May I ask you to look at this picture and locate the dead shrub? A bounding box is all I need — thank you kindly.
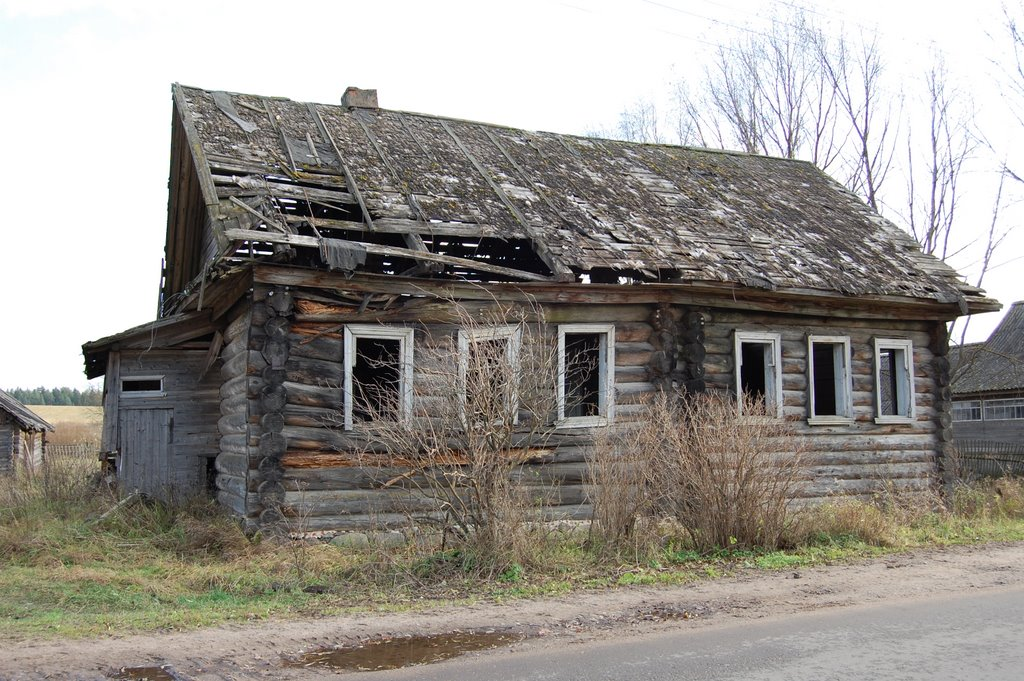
[353,300,560,575]
[590,390,805,554]
[642,391,806,552]
[587,419,663,558]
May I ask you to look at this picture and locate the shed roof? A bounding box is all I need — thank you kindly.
[951,301,1024,395]
[0,389,54,432]
[163,84,996,316]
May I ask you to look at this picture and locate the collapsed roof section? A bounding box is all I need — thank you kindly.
[160,83,997,317]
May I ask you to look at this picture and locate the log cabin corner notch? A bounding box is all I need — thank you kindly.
[83,83,1000,530]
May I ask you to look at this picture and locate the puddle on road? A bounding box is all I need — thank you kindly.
[286,630,526,672]
[110,666,179,681]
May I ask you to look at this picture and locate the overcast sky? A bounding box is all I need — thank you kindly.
[1,0,1020,389]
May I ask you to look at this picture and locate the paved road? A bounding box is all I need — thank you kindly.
[373,586,1024,681]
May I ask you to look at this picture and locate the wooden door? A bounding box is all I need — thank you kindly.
[118,408,173,498]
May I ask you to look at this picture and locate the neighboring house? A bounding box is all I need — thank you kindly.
[0,389,53,474]
[950,301,1024,446]
[83,84,998,530]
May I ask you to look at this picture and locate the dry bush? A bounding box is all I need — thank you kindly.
[591,390,805,554]
[661,391,805,551]
[354,301,560,574]
[587,419,663,558]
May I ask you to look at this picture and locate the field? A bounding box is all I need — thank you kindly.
[29,405,103,446]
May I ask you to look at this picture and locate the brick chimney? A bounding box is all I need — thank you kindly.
[341,87,378,109]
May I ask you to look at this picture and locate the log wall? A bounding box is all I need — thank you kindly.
[702,308,943,499]
[216,304,254,516]
[233,283,949,531]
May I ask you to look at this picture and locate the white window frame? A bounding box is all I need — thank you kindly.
[983,397,1024,421]
[557,323,616,428]
[457,325,522,427]
[873,338,916,424]
[343,325,414,431]
[733,331,783,417]
[807,335,853,425]
[120,375,166,398]
[952,399,982,422]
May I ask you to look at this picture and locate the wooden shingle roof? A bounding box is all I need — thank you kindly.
[162,84,997,315]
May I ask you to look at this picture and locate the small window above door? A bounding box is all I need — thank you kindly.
[120,376,165,397]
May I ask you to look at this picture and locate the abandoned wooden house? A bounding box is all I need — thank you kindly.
[82,84,999,530]
[0,388,53,475]
[951,301,1024,447]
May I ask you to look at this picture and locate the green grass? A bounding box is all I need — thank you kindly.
[3,474,1024,641]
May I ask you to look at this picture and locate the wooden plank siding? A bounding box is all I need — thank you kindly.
[106,348,222,498]
[953,417,1024,446]
[231,283,947,530]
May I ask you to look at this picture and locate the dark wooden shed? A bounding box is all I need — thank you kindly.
[0,389,53,475]
[83,84,999,529]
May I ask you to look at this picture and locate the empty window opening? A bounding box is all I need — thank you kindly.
[734,332,781,416]
[740,343,768,398]
[459,327,521,425]
[352,337,401,423]
[121,377,164,396]
[558,324,614,425]
[564,334,601,418]
[807,337,851,422]
[874,339,914,421]
[343,326,413,430]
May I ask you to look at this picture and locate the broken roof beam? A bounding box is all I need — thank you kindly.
[307,103,375,232]
[223,228,554,282]
[439,119,575,282]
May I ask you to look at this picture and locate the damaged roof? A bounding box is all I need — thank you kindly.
[0,389,53,432]
[952,301,1024,395]
[162,83,996,313]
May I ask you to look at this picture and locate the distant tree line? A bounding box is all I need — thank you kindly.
[5,386,102,407]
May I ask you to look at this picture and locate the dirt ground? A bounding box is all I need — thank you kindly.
[3,542,1023,680]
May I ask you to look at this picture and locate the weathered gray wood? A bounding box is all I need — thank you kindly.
[226,229,555,282]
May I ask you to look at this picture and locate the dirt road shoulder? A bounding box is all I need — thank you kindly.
[3,542,1022,680]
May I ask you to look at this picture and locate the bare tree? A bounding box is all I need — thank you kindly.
[813,30,898,211]
[904,60,976,260]
[615,98,663,143]
[670,10,841,167]
[995,2,1024,186]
